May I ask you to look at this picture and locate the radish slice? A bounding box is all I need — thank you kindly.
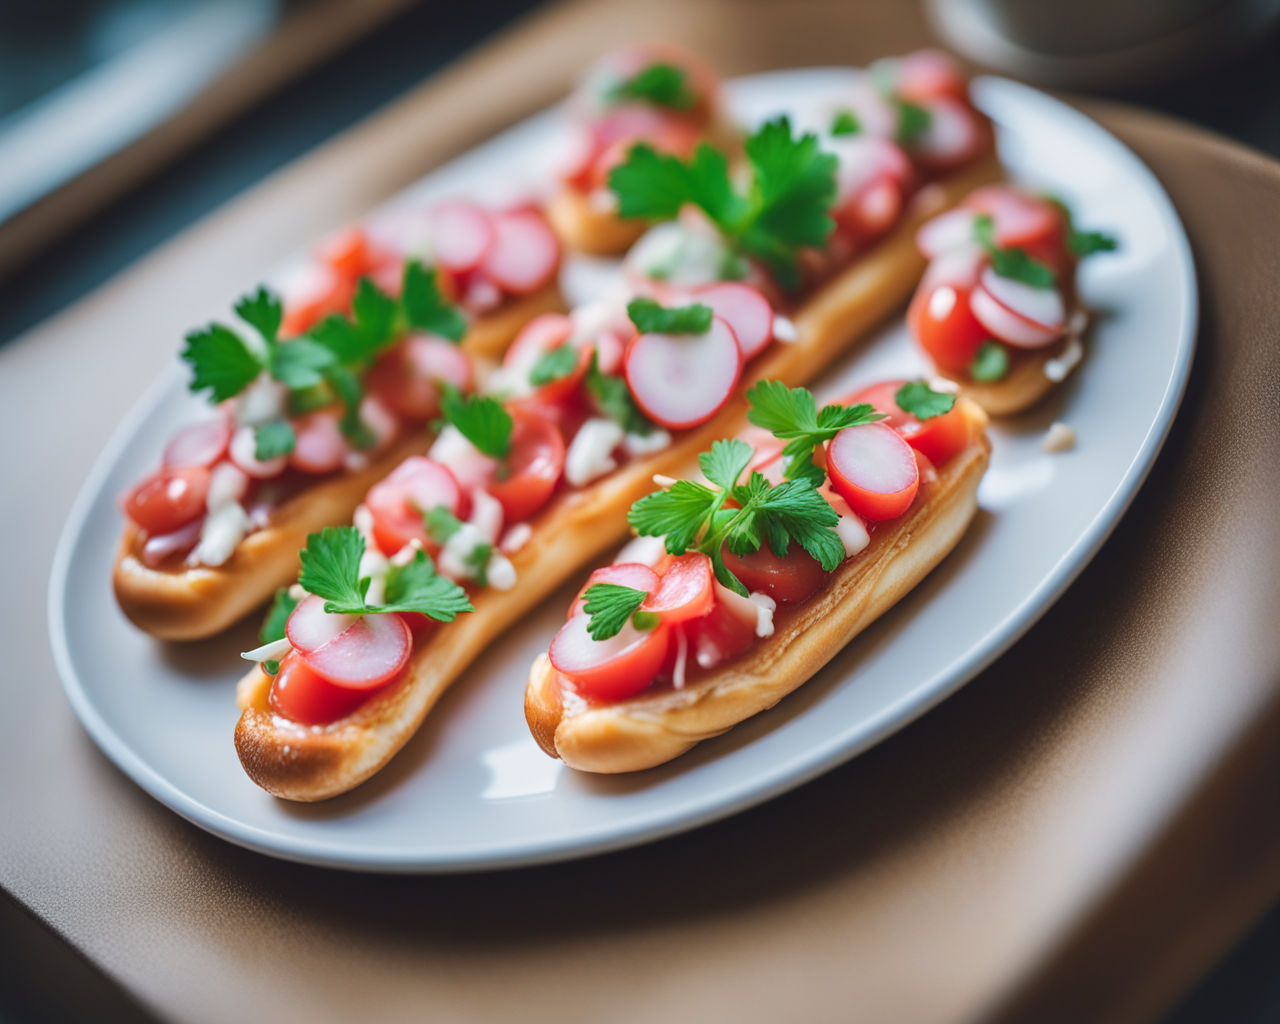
[827,422,920,521]
[916,208,977,260]
[970,267,1064,348]
[229,425,287,479]
[286,594,357,653]
[300,612,412,690]
[502,313,575,374]
[289,411,349,474]
[694,283,774,360]
[962,186,1061,250]
[549,613,669,701]
[624,315,742,430]
[163,417,232,469]
[430,200,494,274]
[643,553,714,623]
[365,456,464,556]
[480,211,559,296]
[908,97,979,169]
[570,563,660,619]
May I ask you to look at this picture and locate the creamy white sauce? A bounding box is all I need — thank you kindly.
[565,417,624,487]
[1044,336,1084,382]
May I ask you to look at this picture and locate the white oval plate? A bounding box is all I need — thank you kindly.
[49,72,1196,872]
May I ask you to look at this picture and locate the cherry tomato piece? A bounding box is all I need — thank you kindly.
[720,542,830,605]
[908,283,990,372]
[365,456,465,557]
[485,407,566,524]
[643,553,715,622]
[685,589,757,668]
[269,650,378,726]
[122,466,210,534]
[366,335,473,421]
[848,381,972,468]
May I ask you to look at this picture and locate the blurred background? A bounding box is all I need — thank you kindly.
[0,0,1276,1020]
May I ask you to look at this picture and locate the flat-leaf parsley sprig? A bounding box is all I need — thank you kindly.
[627,437,843,598]
[297,526,474,620]
[608,116,837,290]
[579,584,661,641]
[745,380,884,485]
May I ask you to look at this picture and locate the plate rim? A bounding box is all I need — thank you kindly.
[47,73,1198,873]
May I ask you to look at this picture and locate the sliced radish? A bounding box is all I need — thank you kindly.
[289,410,349,474]
[430,200,494,274]
[623,315,742,430]
[842,175,903,239]
[366,456,464,556]
[429,426,498,493]
[366,334,473,421]
[229,425,288,479]
[919,241,985,291]
[916,208,977,260]
[549,612,669,702]
[908,97,980,169]
[962,186,1062,251]
[827,422,920,521]
[694,283,774,361]
[300,611,412,690]
[163,417,232,469]
[504,313,575,373]
[970,267,1064,348]
[480,210,559,296]
[570,563,660,619]
[643,553,714,623]
[896,49,968,102]
[141,517,204,567]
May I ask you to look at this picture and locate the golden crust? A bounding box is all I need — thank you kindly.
[233,154,1004,801]
[529,404,992,774]
[547,187,648,256]
[938,333,1075,418]
[112,293,563,641]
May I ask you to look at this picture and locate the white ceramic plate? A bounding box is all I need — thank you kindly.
[49,72,1196,872]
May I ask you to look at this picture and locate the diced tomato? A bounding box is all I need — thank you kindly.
[643,553,714,622]
[549,612,670,702]
[162,417,232,469]
[318,226,377,279]
[366,335,473,421]
[848,380,972,468]
[908,281,990,372]
[269,650,380,726]
[720,542,830,605]
[569,562,660,619]
[485,407,566,524]
[122,466,210,534]
[365,456,465,557]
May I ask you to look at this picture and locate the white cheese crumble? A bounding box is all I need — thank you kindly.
[652,474,678,488]
[287,583,307,601]
[468,487,504,544]
[353,503,376,544]
[748,592,776,638]
[1044,336,1084,383]
[772,315,798,343]
[485,552,517,591]
[500,522,533,554]
[836,513,871,558]
[623,428,672,457]
[240,636,292,663]
[1042,422,1077,453]
[233,373,287,427]
[928,376,961,395]
[206,462,248,513]
[672,627,688,689]
[565,417,624,487]
[191,501,250,567]
[429,425,497,489]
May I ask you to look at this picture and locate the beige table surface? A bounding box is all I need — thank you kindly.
[2,2,1278,1022]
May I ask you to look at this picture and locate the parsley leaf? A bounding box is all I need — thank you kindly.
[309,277,401,367]
[263,659,281,676]
[894,98,932,143]
[182,325,262,403]
[628,436,843,596]
[298,527,370,612]
[831,110,860,136]
[529,344,580,385]
[745,379,883,482]
[423,506,463,544]
[380,550,475,621]
[401,260,466,341]
[323,363,376,449]
[585,351,654,435]
[259,587,299,644]
[627,297,714,334]
[440,384,512,458]
[234,287,283,346]
[254,419,296,460]
[609,117,837,291]
[611,62,695,111]
[1069,230,1118,257]
[970,340,1009,382]
[974,214,1056,289]
[269,337,335,390]
[581,583,649,640]
[895,381,956,420]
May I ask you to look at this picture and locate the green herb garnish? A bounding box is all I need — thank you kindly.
[745,380,884,485]
[259,587,299,644]
[974,214,1056,289]
[627,297,714,334]
[969,340,1009,382]
[439,384,513,458]
[529,344,580,386]
[581,583,655,641]
[831,110,860,137]
[610,62,696,111]
[254,419,296,461]
[895,381,955,420]
[585,351,654,435]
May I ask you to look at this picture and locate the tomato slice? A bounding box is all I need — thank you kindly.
[365,456,465,557]
[847,381,972,468]
[122,466,210,534]
[485,407,566,524]
[549,613,670,702]
[907,282,990,372]
[569,563,659,619]
[269,650,379,726]
[720,541,830,605]
[643,553,714,622]
[366,335,472,421]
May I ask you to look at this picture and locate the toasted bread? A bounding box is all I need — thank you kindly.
[526,403,991,773]
[233,155,1002,801]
